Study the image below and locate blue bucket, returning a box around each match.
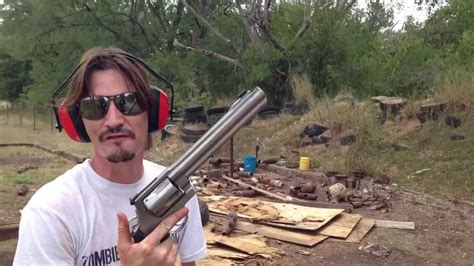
[243,155,257,173]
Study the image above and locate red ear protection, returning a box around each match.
[57,102,90,142]
[52,52,174,143]
[148,86,170,132]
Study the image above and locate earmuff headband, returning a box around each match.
[52,52,174,120]
[51,51,173,141]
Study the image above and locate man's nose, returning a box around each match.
[103,101,125,127]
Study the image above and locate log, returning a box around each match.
[0,143,86,163]
[222,175,293,201]
[0,223,19,241]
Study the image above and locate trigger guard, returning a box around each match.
[128,216,139,232]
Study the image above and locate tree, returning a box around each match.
[0,51,32,102]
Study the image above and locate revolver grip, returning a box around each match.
[132,227,170,243]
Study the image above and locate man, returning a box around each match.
[14,47,207,265]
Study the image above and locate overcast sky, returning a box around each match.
[355,0,449,30]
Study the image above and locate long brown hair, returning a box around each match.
[63,47,151,110]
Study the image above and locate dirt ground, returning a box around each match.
[1,146,473,265]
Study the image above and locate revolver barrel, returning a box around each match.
[130,88,267,242]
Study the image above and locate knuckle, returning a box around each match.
[160,220,174,232]
[156,246,169,259]
[116,246,126,258]
[140,242,154,255]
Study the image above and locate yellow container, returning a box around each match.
[299,157,310,171]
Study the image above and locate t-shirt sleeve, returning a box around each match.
[177,195,208,263]
[13,206,75,265]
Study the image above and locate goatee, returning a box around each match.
[106,149,135,163]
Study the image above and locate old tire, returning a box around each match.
[198,199,209,226]
[180,131,204,143]
[183,113,207,124]
[258,105,280,119]
[207,106,229,115]
[184,105,205,113]
[181,127,208,136]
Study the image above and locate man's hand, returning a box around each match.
[117,208,189,266]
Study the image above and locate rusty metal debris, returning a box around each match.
[359,242,391,258]
[198,155,393,213]
[296,193,317,200]
[232,190,258,197]
[16,184,29,196]
[222,211,238,236]
[211,211,238,236]
[301,183,315,193]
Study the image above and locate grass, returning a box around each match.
[1,68,473,201]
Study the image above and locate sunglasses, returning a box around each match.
[79,92,144,120]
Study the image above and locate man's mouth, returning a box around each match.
[105,134,131,140]
[99,129,136,142]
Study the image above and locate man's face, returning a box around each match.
[82,69,148,163]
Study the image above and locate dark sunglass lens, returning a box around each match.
[79,97,109,120]
[116,93,143,115]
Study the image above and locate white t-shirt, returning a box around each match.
[13,159,207,266]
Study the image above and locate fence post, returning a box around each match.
[50,105,54,133]
[19,102,23,127]
[33,106,37,130]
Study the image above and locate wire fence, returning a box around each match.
[0,101,56,132]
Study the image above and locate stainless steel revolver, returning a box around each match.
[129,87,267,242]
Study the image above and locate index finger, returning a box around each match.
[143,207,189,246]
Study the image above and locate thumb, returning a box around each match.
[117,212,133,251]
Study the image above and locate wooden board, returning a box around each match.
[213,235,280,258]
[207,245,248,260]
[345,218,375,243]
[332,218,375,243]
[375,220,415,230]
[198,257,235,266]
[210,216,328,247]
[204,195,344,231]
[317,213,362,239]
[203,223,280,258]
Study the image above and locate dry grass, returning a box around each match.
[434,67,474,112]
[291,72,314,106]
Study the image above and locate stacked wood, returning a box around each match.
[201,195,415,264]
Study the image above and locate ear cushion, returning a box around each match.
[148,86,170,132]
[59,105,91,143]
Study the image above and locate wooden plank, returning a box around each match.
[214,235,280,257]
[204,195,344,230]
[207,245,248,259]
[317,213,362,239]
[344,218,375,243]
[203,222,280,257]
[210,216,328,247]
[198,256,236,266]
[375,220,415,230]
[271,199,353,212]
[332,218,375,243]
